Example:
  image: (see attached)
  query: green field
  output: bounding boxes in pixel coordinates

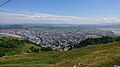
[1,42,120,67]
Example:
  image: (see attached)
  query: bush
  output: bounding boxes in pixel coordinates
[30,46,40,52]
[0,50,5,57]
[40,47,53,51]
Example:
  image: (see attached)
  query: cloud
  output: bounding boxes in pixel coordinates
[0,11,120,24]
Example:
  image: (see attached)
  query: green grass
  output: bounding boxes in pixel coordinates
[1,42,120,67]
[6,44,41,55]
[5,44,26,56]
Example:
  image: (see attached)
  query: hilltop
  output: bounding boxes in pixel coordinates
[0,37,120,67]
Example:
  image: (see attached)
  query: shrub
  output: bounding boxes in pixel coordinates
[0,50,5,57]
[40,47,53,51]
[30,46,40,52]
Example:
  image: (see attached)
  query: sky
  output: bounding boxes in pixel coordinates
[0,0,120,24]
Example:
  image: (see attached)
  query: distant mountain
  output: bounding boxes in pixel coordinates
[86,23,120,29]
[1,23,120,30]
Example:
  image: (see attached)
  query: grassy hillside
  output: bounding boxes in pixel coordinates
[0,42,120,67]
[0,37,38,56]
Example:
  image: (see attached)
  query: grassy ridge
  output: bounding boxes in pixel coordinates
[0,37,37,56]
[0,42,120,67]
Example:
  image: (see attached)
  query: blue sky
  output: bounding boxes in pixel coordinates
[0,0,120,24]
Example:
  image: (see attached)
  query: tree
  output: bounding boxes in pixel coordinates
[74,36,116,48]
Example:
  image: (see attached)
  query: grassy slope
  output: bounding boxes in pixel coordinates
[0,37,40,56]
[5,44,26,56]
[6,44,39,56]
[0,42,120,67]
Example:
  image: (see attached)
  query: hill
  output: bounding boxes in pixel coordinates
[0,40,120,67]
[0,37,40,57]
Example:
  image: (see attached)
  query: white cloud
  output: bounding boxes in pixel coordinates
[0,11,120,24]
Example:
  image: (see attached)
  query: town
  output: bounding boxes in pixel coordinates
[0,24,115,51]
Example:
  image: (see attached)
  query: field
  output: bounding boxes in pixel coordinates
[0,42,120,67]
